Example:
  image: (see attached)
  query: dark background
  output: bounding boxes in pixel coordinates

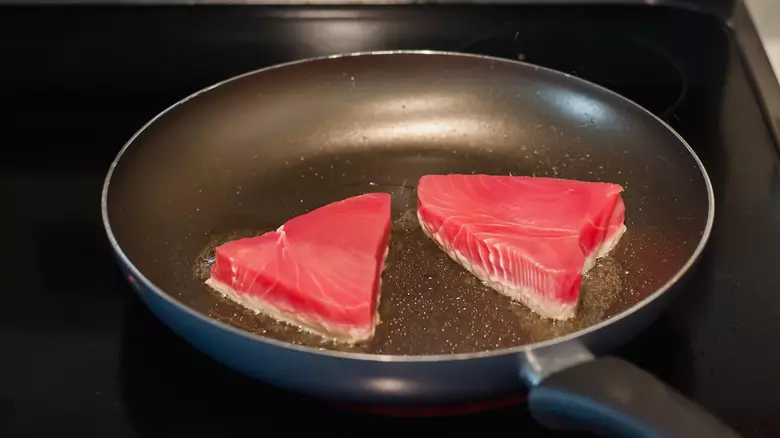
[1,2,779,437]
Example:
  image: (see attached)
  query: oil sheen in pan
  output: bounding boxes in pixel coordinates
[192,181,644,356]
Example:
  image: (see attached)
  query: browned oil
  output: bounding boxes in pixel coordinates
[191,183,642,356]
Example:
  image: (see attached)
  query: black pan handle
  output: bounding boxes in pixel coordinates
[527,355,741,438]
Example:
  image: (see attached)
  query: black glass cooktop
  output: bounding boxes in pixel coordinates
[2,4,780,437]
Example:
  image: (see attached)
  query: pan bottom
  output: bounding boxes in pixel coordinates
[189,178,643,356]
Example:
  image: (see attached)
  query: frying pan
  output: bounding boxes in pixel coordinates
[101,51,736,437]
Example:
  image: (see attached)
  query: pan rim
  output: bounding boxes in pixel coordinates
[101,49,715,363]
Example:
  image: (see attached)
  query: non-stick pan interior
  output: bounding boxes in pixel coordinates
[105,52,711,355]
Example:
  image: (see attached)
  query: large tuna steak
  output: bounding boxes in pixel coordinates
[417,174,626,320]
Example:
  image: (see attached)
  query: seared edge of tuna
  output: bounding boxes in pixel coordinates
[205,268,383,343]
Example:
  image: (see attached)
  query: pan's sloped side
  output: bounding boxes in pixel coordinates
[121,263,518,404]
[116,254,682,405]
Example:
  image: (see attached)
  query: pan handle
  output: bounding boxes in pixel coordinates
[523,345,741,438]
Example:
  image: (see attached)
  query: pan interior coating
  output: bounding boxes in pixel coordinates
[105,53,711,356]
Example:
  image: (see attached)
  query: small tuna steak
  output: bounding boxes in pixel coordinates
[417,174,626,320]
[206,193,392,342]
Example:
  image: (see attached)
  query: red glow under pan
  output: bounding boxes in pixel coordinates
[333,393,528,417]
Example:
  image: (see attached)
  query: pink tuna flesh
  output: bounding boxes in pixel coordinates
[417,174,626,320]
[207,193,392,342]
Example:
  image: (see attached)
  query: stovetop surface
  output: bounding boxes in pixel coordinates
[2,4,780,437]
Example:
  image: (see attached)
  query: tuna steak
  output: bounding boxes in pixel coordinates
[417,174,626,320]
[206,193,392,342]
